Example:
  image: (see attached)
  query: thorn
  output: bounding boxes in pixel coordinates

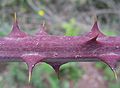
[14,12,17,22]
[27,64,35,83]
[8,12,27,38]
[54,66,60,79]
[40,21,47,33]
[91,34,98,41]
[91,18,99,33]
[36,21,48,36]
[85,15,104,39]
[12,12,19,31]
[56,71,60,80]
[50,65,60,79]
[112,68,118,80]
[93,15,97,23]
[91,15,105,37]
[27,64,34,83]
[28,64,35,83]
[46,62,67,80]
[28,70,32,83]
[22,54,44,83]
[87,34,98,43]
[100,55,119,80]
[42,21,45,27]
[50,64,61,79]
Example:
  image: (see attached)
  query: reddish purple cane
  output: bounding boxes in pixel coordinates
[0,13,119,82]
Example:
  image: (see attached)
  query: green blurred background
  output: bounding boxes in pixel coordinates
[0,0,120,88]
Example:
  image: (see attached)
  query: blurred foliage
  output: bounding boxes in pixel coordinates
[0,22,11,36]
[109,82,120,88]
[62,18,80,36]
[61,63,84,81]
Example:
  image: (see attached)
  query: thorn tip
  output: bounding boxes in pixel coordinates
[93,15,97,22]
[42,21,46,27]
[28,71,32,83]
[14,12,17,22]
[112,68,118,80]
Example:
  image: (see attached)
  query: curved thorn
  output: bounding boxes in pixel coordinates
[105,62,118,80]
[99,55,119,80]
[112,68,118,80]
[86,34,99,43]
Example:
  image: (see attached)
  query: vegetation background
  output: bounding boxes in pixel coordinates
[0,0,120,88]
